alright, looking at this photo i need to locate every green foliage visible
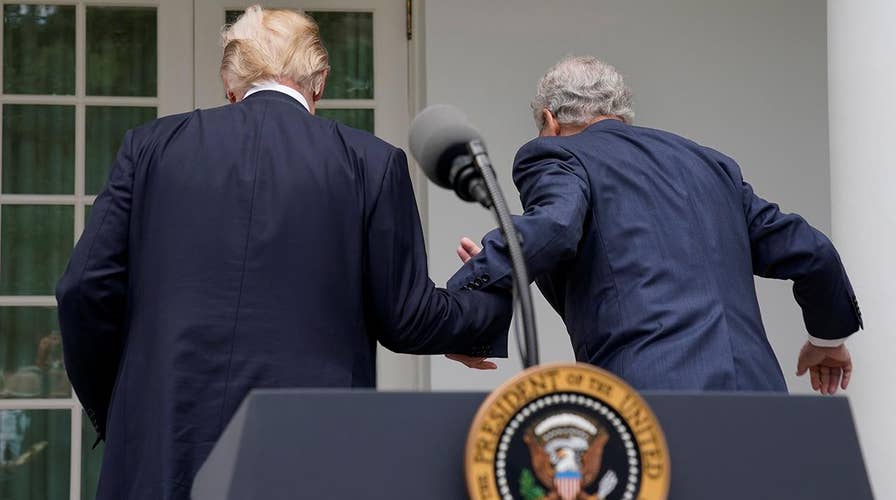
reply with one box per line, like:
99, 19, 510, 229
519, 468, 547, 500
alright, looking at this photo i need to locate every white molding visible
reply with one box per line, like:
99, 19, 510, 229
316, 99, 376, 109
0, 194, 93, 204
409, 0, 431, 391
158, 0, 194, 116
10, 0, 160, 5
0, 296, 57, 306
70, 408, 83, 500
0, 95, 159, 106
0, 399, 77, 410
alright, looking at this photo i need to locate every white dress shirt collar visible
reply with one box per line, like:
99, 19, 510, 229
243, 81, 310, 111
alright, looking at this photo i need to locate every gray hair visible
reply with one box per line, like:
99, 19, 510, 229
531, 56, 634, 130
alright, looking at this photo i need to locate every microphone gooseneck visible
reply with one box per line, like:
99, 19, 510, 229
466, 139, 539, 368
409, 105, 540, 368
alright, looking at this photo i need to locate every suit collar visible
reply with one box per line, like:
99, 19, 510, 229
584, 118, 628, 133
243, 88, 310, 113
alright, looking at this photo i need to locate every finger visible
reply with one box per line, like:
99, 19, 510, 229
810, 367, 821, 392
828, 367, 841, 395
819, 366, 830, 395
445, 354, 496, 370
460, 237, 482, 257
472, 360, 498, 370
841, 363, 852, 390
457, 245, 472, 263
445, 354, 474, 365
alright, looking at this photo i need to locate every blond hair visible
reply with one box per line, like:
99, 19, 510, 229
220, 5, 329, 96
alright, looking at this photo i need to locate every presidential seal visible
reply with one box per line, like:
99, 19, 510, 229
466, 363, 669, 500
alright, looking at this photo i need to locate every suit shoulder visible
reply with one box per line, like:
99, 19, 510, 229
315, 120, 404, 182
517, 135, 572, 154
514, 136, 580, 165
330, 121, 400, 160
127, 110, 199, 149
636, 125, 746, 185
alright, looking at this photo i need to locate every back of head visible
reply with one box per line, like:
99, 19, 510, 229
531, 56, 634, 130
220, 5, 329, 97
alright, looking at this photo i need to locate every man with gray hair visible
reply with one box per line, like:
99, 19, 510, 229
450, 56, 862, 393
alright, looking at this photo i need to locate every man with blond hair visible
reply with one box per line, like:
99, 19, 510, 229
452, 56, 862, 394
56, 6, 510, 499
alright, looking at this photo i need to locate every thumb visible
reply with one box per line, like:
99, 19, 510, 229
460, 237, 481, 257
796, 346, 813, 376
796, 350, 815, 376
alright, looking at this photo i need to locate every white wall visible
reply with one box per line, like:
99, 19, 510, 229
423, 0, 831, 393
828, 1, 896, 497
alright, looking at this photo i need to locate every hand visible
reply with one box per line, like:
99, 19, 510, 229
796, 341, 852, 395
456, 237, 482, 264
445, 354, 497, 370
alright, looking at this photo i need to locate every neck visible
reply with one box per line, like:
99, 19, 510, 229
559, 115, 622, 135
273, 77, 316, 113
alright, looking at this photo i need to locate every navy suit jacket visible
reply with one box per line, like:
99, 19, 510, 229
56, 90, 510, 500
450, 119, 861, 391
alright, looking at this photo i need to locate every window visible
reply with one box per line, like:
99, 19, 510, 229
0, 3, 158, 497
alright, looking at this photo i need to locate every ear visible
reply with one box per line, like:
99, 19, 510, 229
222, 77, 238, 104
539, 109, 561, 137
312, 69, 329, 102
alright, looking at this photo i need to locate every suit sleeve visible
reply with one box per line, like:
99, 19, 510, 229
365, 148, 512, 357
743, 180, 863, 341
447, 139, 590, 292
56, 130, 135, 440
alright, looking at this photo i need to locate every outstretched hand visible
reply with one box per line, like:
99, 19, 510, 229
456, 237, 482, 264
796, 341, 852, 395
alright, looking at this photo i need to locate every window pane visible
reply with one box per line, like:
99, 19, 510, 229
0, 205, 73, 295
225, 10, 241, 25
317, 108, 374, 133
86, 7, 157, 97
308, 12, 373, 99
2, 4, 75, 95
0, 307, 68, 399
81, 411, 103, 500
86, 106, 156, 194
0, 409, 70, 499
2, 104, 75, 194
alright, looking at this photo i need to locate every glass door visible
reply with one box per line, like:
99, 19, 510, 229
194, 0, 421, 390
0, 1, 191, 498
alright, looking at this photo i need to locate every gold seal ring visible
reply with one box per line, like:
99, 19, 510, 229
465, 363, 670, 500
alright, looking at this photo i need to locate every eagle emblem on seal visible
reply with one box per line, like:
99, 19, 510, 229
522, 412, 618, 500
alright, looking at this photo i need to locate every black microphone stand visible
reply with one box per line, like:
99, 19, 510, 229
462, 139, 540, 368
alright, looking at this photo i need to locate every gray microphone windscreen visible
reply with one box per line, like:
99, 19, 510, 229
409, 105, 482, 188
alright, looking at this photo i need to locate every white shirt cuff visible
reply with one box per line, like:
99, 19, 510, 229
808, 335, 847, 347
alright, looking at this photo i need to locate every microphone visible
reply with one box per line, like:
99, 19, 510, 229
409, 105, 540, 368
408, 105, 491, 207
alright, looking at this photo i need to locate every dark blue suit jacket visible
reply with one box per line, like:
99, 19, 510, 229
450, 119, 861, 391
56, 91, 510, 500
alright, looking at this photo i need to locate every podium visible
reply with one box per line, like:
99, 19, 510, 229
192, 390, 872, 500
